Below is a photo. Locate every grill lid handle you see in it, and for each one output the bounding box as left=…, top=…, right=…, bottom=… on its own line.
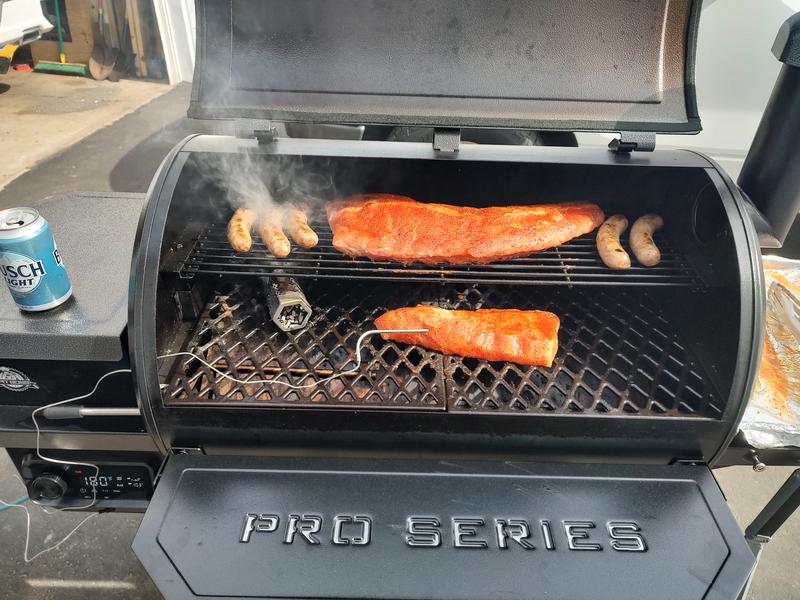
left=608, top=132, right=656, bottom=154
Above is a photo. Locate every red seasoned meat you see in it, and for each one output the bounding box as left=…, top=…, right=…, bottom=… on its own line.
left=327, top=194, right=604, bottom=264
left=374, top=305, right=560, bottom=367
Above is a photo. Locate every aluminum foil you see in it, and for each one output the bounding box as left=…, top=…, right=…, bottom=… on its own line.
left=740, top=256, right=800, bottom=448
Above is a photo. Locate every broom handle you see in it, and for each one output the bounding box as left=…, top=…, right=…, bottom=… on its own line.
left=54, top=0, right=66, bottom=63
left=98, top=0, right=105, bottom=46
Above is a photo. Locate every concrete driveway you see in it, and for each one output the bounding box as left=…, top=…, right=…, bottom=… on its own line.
left=0, top=69, right=169, bottom=190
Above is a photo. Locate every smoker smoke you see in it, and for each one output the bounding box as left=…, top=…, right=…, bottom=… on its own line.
left=197, top=147, right=339, bottom=224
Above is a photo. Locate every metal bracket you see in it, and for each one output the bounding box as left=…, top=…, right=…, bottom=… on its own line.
left=749, top=450, right=767, bottom=472
left=608, top=132, right=656, bottom=153
left=745, top=468, right=800, bottom=542
left=170, top=447, right=204, bottom=456
left=433, top=128, right=461, bottom=154
left=234, top=119, right=279, bottom=144
left=154, top=447, right=205, bottom=488
left=674, top=458, right=706, bottom=467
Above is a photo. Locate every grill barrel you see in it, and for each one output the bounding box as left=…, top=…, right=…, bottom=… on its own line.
left=130, top=136, right=764, bottom=463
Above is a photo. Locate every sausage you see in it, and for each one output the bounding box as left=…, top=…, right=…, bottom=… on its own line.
left=596, top=214, right=631, bottom=269
left=283, top=206, right=319, bottom=248
left=226, top=207, right=257, bottom=253
left=259, top=210, right=291, bottom=258
left=630, top=214, right=664, bottom=267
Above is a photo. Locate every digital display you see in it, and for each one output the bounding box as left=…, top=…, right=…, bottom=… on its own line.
left=72, top=466, right=152, bottom=500
left=83, top=475, right=113, bottom=488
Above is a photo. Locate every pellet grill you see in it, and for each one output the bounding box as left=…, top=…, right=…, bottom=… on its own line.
left=7, top=1, right=800, bottom=599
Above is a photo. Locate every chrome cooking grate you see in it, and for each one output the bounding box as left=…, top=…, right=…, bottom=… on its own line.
left=163, top=282, right=723, bottom=418
left=174, top=221, right=704, bottom=287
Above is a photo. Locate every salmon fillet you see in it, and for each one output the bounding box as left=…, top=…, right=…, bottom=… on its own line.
left=374, top=305, right=560, bottom=367
left=327, top=194, right=604, bottom=264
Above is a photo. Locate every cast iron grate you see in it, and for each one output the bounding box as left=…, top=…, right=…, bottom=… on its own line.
left=442, top=285, right=723, bottom=417
left=163, top=282, right=723, bottom=418
left=164, top=283, right=446, bottom=409
left=175, top=220, right=703, bottom=287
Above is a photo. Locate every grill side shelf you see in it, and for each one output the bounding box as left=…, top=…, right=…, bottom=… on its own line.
left=177, top=222, right=706, bottom=287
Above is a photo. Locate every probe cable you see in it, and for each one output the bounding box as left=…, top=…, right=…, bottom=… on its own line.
left=157, top=328, right=428, bottom=389
left=0, top=369, right=133, bottom=562
left=1, top=328, right=425, bottom=562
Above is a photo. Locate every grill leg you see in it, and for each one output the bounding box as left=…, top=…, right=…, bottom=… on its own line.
left=739, top=469, right=800, bottom=598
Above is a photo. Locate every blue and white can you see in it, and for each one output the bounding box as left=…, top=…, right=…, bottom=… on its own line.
left=0, top=208, right=72, bottom=312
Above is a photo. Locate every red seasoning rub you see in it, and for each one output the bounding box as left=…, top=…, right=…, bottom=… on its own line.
left=374, top=305, right=560, bottom=367
left=327, top=194, right=604, bottom=264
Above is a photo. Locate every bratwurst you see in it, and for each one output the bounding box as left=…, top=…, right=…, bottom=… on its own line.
left=259, top=209, right=291, bottom=258
left=630, top=214, right=664, bottom=267
left=283, top=206, right=319, bottom=249
left=226, top=207, right=257, bottom=253
left=596, top=214, right=631, bottom=269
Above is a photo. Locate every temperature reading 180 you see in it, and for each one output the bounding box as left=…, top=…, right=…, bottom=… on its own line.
left=84, top=475, right=112, bottom=488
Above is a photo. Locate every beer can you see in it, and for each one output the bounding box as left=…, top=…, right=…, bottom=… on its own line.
left=0, top=208, right=72, bottom=312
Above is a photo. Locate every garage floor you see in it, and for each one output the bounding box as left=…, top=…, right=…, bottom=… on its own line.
left=0, top=78, right=798, bottom=599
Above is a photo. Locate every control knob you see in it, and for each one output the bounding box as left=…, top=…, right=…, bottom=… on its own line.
left=28, top=473, right=68, bottom=503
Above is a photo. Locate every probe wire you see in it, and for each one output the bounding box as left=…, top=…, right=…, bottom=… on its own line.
left=0, top=497, right=98, bottom=563
left=0, top=370, right=134, bottom=562
left=4, top=328, right=425, bottom=562
left=157, top=328, right=428, bottom=389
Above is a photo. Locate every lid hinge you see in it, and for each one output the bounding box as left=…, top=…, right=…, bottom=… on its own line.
left=608, top=132, right=656, bottom=154
left=235, top=119, right=279, bottom=144
left=673, top=458, right=706, bottom=467
left=153, top=447, right=205, bottom=487
left=433, top=128, right=461, bottom=155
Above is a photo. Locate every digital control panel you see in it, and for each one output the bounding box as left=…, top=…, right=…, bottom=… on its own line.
left=23, top=457, right=155, bottom=509
left=73, top=465, right=152, bottom=500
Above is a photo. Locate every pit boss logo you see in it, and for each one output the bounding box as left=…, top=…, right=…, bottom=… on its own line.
left=0, top=252, right=47, bottom=294
left=0, top=366, right=39, bottom=392
left=240, top=513, right=647, bottom=552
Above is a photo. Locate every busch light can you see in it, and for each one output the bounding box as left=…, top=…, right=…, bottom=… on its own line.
left=0, top=208, right=72, bottom=311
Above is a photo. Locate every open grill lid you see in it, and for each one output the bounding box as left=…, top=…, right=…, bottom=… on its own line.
left=190, top=0, right=702, bottom=134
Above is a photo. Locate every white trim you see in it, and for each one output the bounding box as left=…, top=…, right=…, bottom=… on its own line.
left=153, top=0, right=195, bottom=84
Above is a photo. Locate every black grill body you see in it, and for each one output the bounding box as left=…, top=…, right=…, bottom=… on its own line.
left=130, top=135, right=763, bottom=463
